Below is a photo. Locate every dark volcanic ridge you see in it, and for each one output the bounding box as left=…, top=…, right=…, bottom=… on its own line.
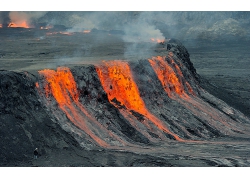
left=1, top=40, right=250, bottom=166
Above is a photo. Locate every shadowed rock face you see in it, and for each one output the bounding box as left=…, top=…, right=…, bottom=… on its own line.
left=1, top=40, right=250, bottom=166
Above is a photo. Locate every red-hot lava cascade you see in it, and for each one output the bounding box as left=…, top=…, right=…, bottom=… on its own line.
left=8, top=21, right=30, bottom=28
left=149, top=55, right=249, bottom=136
left=149, top=55, right=194, bottom=98
left=83, top=30, right=91, bottom=33
left=37, top=67, right=110, bottom=147
left=96, top=60, right=184, bottom=142
left=150, top=38, right=165, bottom=44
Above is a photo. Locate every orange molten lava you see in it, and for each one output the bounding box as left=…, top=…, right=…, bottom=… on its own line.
left=39, top=68, right=79, bottom=104
left=149, top=56, right=185, bottom=97
left=96, top=61, right=146, bottom=112
left=0, top=24, right=2, bottom=28
left=83, top=30, right=91, bottom=34
left=96, top=61, right=183, bottom=141
left=150, top=38, right=165, bottom=43
left=8, top=21, right=30, bottom=28
left=35, top=82, right=39, bottom=88
left=38, top=67, right=108, bottom=147
left=59, top=31, right=73, bottom=35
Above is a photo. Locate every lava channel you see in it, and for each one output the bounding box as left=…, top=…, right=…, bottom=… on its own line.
left=8, top=21, right=30, bottom=28
left=37, top=67, right=112, bottom=147
left=96, top=60, right=184, bottom=142
left=149, top=56, right=194, bottom=98
left=149, top=56, right=248, bottom=136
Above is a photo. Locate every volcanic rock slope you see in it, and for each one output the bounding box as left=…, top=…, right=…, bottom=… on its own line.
left=1, top=39, right=250, bottom=166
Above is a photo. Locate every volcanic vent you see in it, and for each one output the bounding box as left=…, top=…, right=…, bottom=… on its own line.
left=35, top=39, right=250, bottom=150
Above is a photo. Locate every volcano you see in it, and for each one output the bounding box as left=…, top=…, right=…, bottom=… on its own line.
left=0, top=27, right=250, bottom=167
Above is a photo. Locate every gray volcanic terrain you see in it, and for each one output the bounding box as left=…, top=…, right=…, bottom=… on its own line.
left=0, top=11, right=250, bottom=167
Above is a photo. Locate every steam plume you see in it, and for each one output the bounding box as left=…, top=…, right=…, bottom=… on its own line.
left=8, top=11, right=47, bottom=27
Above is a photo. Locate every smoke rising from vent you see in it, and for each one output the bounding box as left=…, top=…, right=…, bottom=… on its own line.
left=2, top=11, right=249, bottom=40
left=64, top=12, right=165, bottom=41
left=1, top=11, right=250, bottom=61
left=40, top=11, right=166, bottom=60
left=66, top=12, right=119, bottom=32
left=123, top=22, right=164, bottom=42
left=9, top=11, right=47, bottom=26
left=0, top=11, right=47, bottom=27
left=121, top=12, right=165, bottom=59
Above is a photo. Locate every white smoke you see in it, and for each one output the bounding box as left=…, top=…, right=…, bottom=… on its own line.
left=66, top=12, right=124, bottom=32
left=67, top=17, right=96, bottom=32
left=9, top=11, right=47, bottom=27
left=60, top=12, right=166, bottom=60
left=121, top=12, right=165, bottom=59
left=123, top=21, right=164, bottom=43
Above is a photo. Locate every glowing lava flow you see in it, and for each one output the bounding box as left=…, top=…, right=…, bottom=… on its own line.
left=96, top=60, right=184, bottom=141
left=149, top=56, right=248, bottom=136
left=8, top=21, right=30, bottom=28
left=149, top=56, right=193, bottom=97
left=0, top=24, right=2, bottom=28
left=59, top=31, right=74, bottom=35
left=38, top=67, right=109, bottom=147
left=150, top=38, right=165, bottom=43
left=83, top=30, right=91, bottom=33
left=96, top=61, right=146, bottom=111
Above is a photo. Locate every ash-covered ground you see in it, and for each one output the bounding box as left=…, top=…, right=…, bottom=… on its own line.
left=0, top=20, right=250, bottom=167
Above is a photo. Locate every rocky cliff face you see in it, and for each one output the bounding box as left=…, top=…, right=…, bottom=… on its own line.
left=1, top=40, right=250, bottom=166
